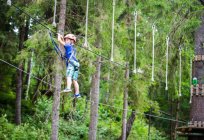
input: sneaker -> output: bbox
[61,88,72,93]
[75,93,81,98]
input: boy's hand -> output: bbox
[57,33,64,39]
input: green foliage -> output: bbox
[1,0,203,139]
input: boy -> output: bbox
[58,33,81,98]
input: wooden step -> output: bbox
[194,55,204,61]
[192,84,204,96]
[189,121,204,128]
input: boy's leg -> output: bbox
[72,67,81,98]
[62,65,74,93]
[67,76,72,89]
[73,80,79,94]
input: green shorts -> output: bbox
[66,64,79,80]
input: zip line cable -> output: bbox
[151,24,155,82]
[88,100,187,124]
[133,10,137,74]
[0,58,57,89]
[110,0,115,62]
[165,36,169,90]
[0,58,187,124]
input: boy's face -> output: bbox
[65,38,75,45]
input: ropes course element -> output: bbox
[8,2,126,69]
[88,100,187,124]
[189,58,192,103]
[5,1,189,125]
[165,36,169,91]
[151,24,156,81]
[133,10,137,74]
[84,0,89,48]
[179,46,182,97]
[110,0,115,62]
[52,0,57,27]
[0,57,188,124]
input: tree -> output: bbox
[51,0,66,139]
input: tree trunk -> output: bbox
[173,99,180,140]
[121,63,129,140]
[89,56,101,140]
[15,19,28,124]
[51,0,66,139]
[118,109,136,140]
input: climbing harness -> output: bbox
[152,24,156,81]
[110,0,115,61]
[165,36,169,90]
[48,31,79,68]
[133,10,137,74]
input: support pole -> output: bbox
[133,11,137,74]
[110,0,115,61]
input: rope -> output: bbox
[48,31,64,59]
[110,0,115,62]
[165,36,169,91]
[152,24,156,81]
[179,47,182,97]
[84,0,89,48]
[133,10,137,74]
[189,58,192,103]
[52,0,57,27]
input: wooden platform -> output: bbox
[177,121,204,135]
[191,85,204,96]
[194,55,204,61]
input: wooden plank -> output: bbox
[194,121,198,127]
[198,55,202,61]
[202,84,204,96]
[195,55,198,61]
[196,85,199,95]
[198,121,202,127]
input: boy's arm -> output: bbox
[57,34,65,46]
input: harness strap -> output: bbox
[48,31,64,59]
